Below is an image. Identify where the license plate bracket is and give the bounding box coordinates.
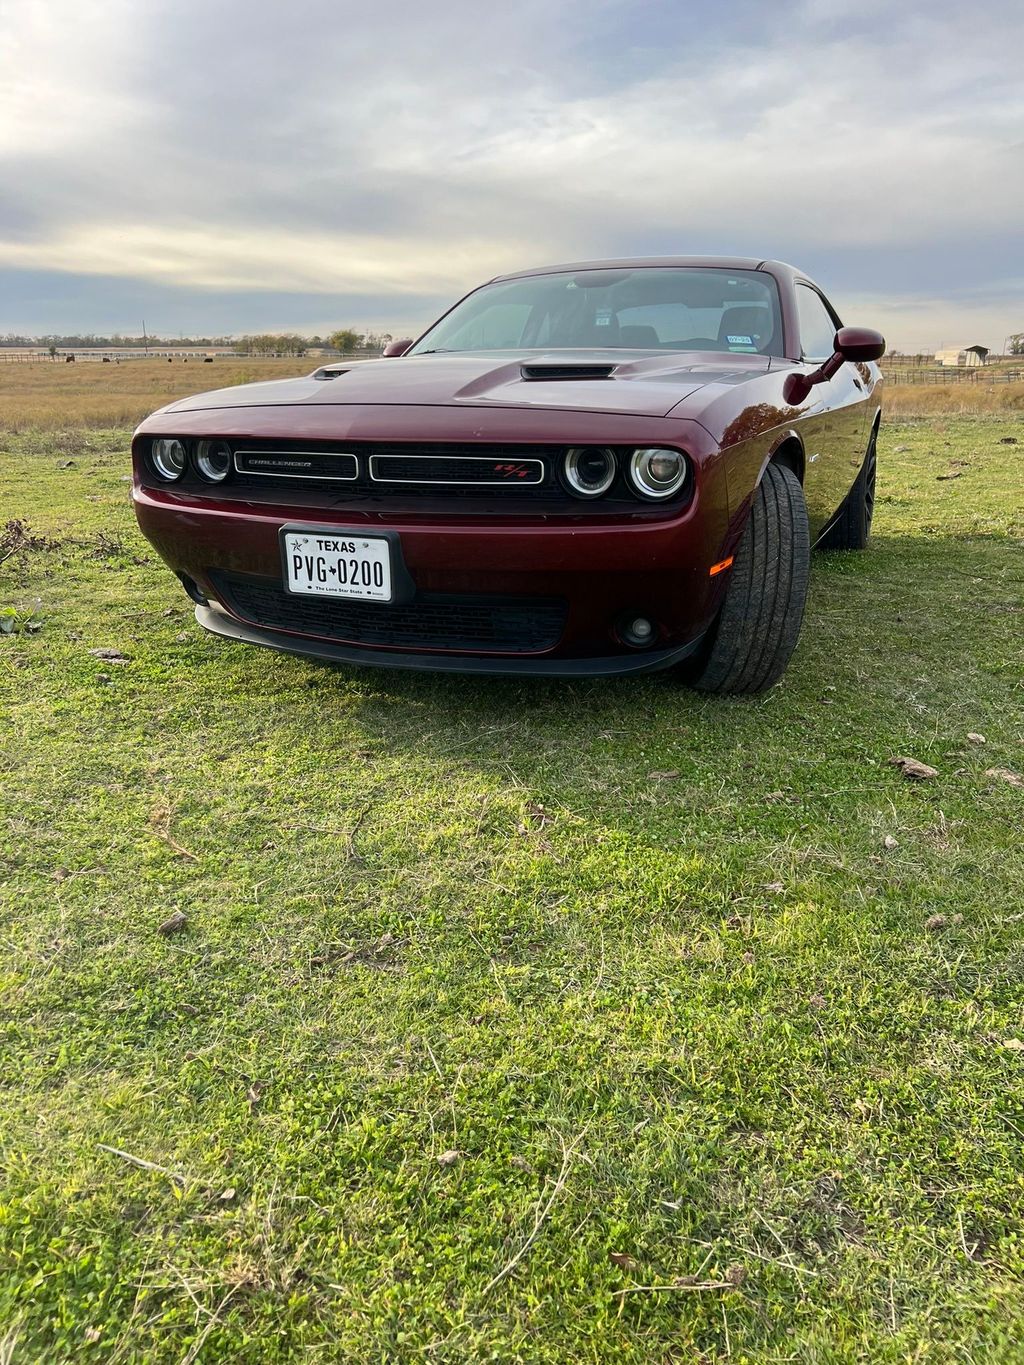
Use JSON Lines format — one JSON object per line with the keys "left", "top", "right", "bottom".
{"left": 278, "top": 524, "right": 415, "bottom": 604}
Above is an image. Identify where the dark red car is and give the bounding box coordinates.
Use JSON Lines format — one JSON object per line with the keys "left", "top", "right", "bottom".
{"left": 132, "top": 257, "right": 884, "bottom": 692}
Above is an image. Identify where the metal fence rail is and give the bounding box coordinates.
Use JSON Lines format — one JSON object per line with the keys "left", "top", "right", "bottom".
{"left": 3, "top": 349, "right": 1022, "bottom": 379}
{"left": 883, "top": 367, "right": 1023, "bottom": 384}
{"left": 0, "top": 349, "right": 370, "bottom": 364}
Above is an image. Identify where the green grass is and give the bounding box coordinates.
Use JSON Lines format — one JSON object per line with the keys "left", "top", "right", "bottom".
{"left": 1, "top": 416, "right": 1023, "bottom": 1362}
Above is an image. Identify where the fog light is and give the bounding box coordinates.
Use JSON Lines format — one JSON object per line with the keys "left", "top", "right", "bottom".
{"left": 151, "top": 438, "right": 187, "bottom": 481}
{"left": 628, "top": 447, "right": 689, "bottom": 500}
{"left": 175, "top": 572, "right": 207, "bottom": 605}
{"left": 564, "top": 446, "right": 616, "bottom": 498}
{"left": 196, "top": 439, "right": 232, "bottom": 482}
{"left": 619, "top": 614, "right": 656, "bottom": 648}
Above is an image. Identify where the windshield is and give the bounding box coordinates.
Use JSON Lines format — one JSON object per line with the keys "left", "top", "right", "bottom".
{"left": 409, "top": 267, "right": 783, "bottom": 357}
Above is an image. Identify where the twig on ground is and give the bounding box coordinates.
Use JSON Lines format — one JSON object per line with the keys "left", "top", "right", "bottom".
{"left": 423, "top": 1038, "right": 465, "bottom": 1147}
{"left": 753, "top": 1209, "right": 802, "bottom": 1272}
{"left": 0, "top": 1321, "right": 22, "bottom": 1365}
{"left": 692, "top": 1237, "right": 820, "bottom": 1279}
{"left": 280, "top": 800, "right": 373, "bottom": 857}
{"left": 423, "top": 1038, "right": 446, "bottom": 1084}
{"left": 150, "top": 802, "right": 198, "bottom": 860}
{"left": 614, "top": 1279, "right": 737, "bottom": 1296}
{"left": 179, "top": 1284, "right": 241, "bottom": 1365}
{"left": 281, "top": 823, "right": 351, "bottom": 836}
{"left": 346, "top": 803, "right": 372, "bottom": 860}
{"left": 96, "top": 1144, "right": 194, "bottom": 1187}
{"left": 996, "top": 1112, "right": 1024, "bottom": 1143}
{"left": 482, "top": 1129, "right": 585, "bottom": 1296}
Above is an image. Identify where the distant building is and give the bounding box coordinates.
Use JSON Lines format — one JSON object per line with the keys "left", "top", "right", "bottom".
{"left": 934, "top": 345, "right": 990, "bottom": 367}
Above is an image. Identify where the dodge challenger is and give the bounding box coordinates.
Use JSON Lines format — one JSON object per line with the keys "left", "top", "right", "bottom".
{"left": 132, "top": 257, "right": 884, "bottom": 692}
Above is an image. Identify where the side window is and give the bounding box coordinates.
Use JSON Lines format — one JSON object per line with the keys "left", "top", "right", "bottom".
{"left": 796, "top": 285, "right": 840, "bottom": 362}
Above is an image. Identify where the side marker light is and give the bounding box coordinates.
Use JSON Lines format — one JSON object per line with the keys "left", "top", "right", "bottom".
{"left": 709, "top": 556, "right": 735, "bottom": 577}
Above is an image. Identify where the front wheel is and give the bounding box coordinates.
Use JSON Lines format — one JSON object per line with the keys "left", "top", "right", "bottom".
{"left": 689, "top": 461, "right": 810, "bottom": 695}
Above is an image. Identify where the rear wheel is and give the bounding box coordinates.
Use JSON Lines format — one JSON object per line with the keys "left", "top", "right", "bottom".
{"left": 689, "top": 461, "right": 810, "bottom": 695}
{"left": 817, "top": 424, "right": 877, "bottom": 551}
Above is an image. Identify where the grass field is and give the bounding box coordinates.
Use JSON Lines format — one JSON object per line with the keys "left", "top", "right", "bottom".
{"left": 2, "top": 367, "right": 1024, "bottom": 1361}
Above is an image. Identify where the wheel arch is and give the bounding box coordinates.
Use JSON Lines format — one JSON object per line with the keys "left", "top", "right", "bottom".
{"left": 719, "top": 428, "right": 806, "bottom": 552}
{"left": 758, "top": 429, "right": 805, "bottom": 487}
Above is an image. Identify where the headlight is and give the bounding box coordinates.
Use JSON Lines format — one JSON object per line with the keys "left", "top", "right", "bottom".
{"left": 563, "top": 446, "right": 616, "bottom": 498}
{"left": 195, "top": 439, "right": 232, "bottom": 482}
{"left": 151, "top": 438, "right": 187, "bottom": 481}
{"left": 628, "top": 447, "right": 689, "bottom": 500}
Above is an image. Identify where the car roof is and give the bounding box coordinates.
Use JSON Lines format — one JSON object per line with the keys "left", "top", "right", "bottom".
{"left": 490, "top": 256, "right": 804, "bottom": 283}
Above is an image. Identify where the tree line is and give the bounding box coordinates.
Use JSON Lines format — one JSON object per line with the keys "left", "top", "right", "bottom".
{"left": 1, "top": 330, "right": 396, "bottom": 354}
{"left": 231, "top": 331, "right": 394, "bottom": 356}
{"left": 1, "top": 332, "right": 230, "bottom": 348}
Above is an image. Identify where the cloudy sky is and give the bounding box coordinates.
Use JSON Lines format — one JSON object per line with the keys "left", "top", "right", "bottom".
{"left": 2, "top": 0, "right": 1022, "bottom": 350}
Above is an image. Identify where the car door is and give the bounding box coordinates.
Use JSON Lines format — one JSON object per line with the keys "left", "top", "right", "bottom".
{"left": 793, "top": 282, "right": 869, "bottom": 537}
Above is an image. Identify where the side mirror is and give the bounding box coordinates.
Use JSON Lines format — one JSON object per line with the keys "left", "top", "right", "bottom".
{"left": 783, "top": 326, "right": 886, "bottom": 404}
{"left": 382, "top": 338, "right": 414, "bottom": 357}
{"left": 835, "top": 326, "right": 886, "bottom": 363}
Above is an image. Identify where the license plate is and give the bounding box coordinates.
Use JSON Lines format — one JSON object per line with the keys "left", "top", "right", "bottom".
{"left": 282, "top": 531, "right": 393, "bottom": 601}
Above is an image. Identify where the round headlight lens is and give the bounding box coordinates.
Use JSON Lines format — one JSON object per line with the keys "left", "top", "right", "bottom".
{"left": 151, "top": 438, "right": 187, "bottom": 481}
{"left": 629, "top": 447, "right": 689, "bottom": 500}
{"left": 564, "top": 446, "right": 616, "bottom": 498}
{"left": 196, "top": 439, "right": 232, "bottom": 482}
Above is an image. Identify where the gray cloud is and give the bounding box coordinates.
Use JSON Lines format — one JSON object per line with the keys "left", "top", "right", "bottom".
{"left": 2, "top": 0, "right": 1022, "bottom": 348}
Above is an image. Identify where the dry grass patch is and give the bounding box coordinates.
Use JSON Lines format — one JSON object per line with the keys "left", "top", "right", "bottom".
{"left": 4, "top": 355, "right": 1024, "bottom": 432}
{"left": 0, "top": 358, "right": 315, "bottom": 431}
{"left": 885, "top": 380, "right": 1024, "bottom": 417}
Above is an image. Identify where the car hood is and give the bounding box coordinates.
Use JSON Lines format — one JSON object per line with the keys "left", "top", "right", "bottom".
{"left": 160, "top": 350, "right": 772, "bottom": 420}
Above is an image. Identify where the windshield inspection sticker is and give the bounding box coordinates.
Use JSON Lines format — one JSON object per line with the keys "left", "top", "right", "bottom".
{"left": 595, "top": 309, "right": 612, "bottom": 327}
{"left": 727, "top": 334, "right": 755, "bottom": 346}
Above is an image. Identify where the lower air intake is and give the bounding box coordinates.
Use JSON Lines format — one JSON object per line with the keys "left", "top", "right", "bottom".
{"left": 211, "top": 574, "right": 568, "bottom": 654}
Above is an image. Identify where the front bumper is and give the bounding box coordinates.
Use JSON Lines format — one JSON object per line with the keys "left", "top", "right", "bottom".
{"left": 136, "top": 482, "right": 729, "bottom": 665}
{"left": 195, "top": 601, "right": 707, "bottom": 676}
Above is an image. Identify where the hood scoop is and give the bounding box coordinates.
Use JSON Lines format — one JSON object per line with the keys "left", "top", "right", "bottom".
{"left": 520, "top": 362, "right": 616, "bottom": 381}
{"left": 310, "top": 365, "right": 352, "bottom": 381}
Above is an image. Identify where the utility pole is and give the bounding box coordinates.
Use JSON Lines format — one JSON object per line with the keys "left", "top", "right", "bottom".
{"left": 142, "top": 320, "right": 149, "bottom": 357}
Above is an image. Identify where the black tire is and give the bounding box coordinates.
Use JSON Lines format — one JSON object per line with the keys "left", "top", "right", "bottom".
{"left": 690, "top": 461, "right": 810, "bottom": 695}
{"left": 817, "top": 424, "right": 878, "bottom": 551}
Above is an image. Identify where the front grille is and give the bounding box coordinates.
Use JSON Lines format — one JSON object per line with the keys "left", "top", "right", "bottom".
{"left": 217, "top": 441, "right": 566, "bottom": 499}
{"left": 368, "top": 453, "right": 545, "bottom": 486}
{"left": 212, "top": 573, "right": 568, "bottom": 654}
{"left": 235, "top": 450, "right": 358, "bottom": 480}
{"left": 141, "top": 437, "right": 693, "bottom": 513}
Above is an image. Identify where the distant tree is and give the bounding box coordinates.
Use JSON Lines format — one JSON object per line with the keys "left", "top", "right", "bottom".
{"left": 329, "top": 329, "right": 360, "bottom": 353}
{"left": 362, "top": 332, "right": 393, "bottom": 353}
{"left": 48, "top": 344, "right": 57, "bottom": 360}
{"left": 1008, "top": 333, "right": 1024, "bottom": 356}
{"left": 233, "top": 333, "right": 308, "bottom": 356}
